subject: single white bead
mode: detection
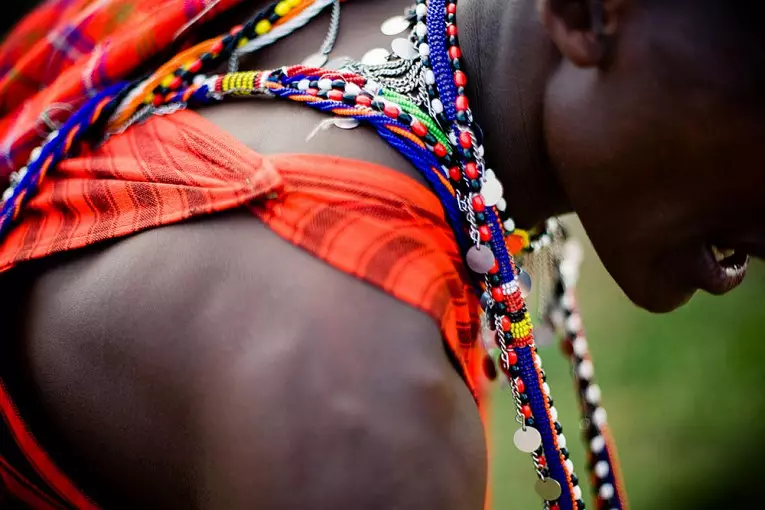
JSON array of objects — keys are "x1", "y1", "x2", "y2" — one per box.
[
  {"x1": 418, "y1": 43, "x2": 430, "y2": 57},
  {"x1": 562, "y1": 291, "x2": 576, "y2": 310},
  {"x1": 497, "y1": 198, "x2": 507, "y2": 212},
  {"x1": 557, "y1": 433, "x2": 567, "y2": 449},
  {"x1": 29, "y1": 146, "x2": 42, "y2": 163},
  {"x1": 566, "y1": 313, "x2": 582, "y2": 332},
  {"x1": 425, "y1": 69, "x2": 436, "y2": 85},
  {"x1": 549, "y1": 406, "x2": 558, "y2": 421},
  {"x1": 345, "y1": 82, "x2": 361, "y2": 96},
  {"x1": 591, "y1": 435, "x2": 606, "y2": 453},
  {"x1": 318, "y1": 78, "x2": 333, "y2": 91},
  {"x1": 594, "y1": 460, "x2": 610, "y2": 478},
  {"x1": 2, "y1": 187, "x2": 14, "y2": 202},
  {"x1": 364, "y1": 79, "x2": 381, "y2": 94},
  {"x1": 193, "y1": 74, "x2": 207, "y2": 86},
  {"x1": 297, "y1": 79, "x2": 310, "y2": 91},
  {"x1": 565, "y1": 459, "x2": 575, "y2": 474},
  {"x1": 593, "y1": 407, "x2": 608, "y2": 427},
  {"x1": 416, "y1": 4, "x2": 427, "y2": 17},
  {"x1": 542, "y1": 382, "x2": 551, "y2": 395},
  {"x1": 572, "y1": 336, "x2": 588, "y2": 357},
  {"x1": 15, "y1": 167, "x2": 28, "y2": 181},
  {"x1": 534, "y1": 353, "x2": 542, "y2": 368},
  {"x1": 503, "y1": 217, "x2": 516, "y2": 232},
  {"x1": 46, "y1": 130, "x2": 59, "y2": 142},
  {"x1": 415, "y1": 22, "x2": 428, "y2": 38},
  {"x1": 431, "y1": 98, "x2": 444, "y2": 114},
  {"x1": 577, "y1": 359, "x2": 594, "y2": 380},
  {"x1": 600, "y1": 483, "x2": 615, "y2": 500},
  {"x1": 573, "y1": 485, "x2": 583, "y2": 500},
  {"x1": 586, "y1": 384, "x2": 602, "y2": 405}
]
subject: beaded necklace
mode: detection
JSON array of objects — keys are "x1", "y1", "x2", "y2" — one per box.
[{"x1": 0, "y1": 1, "x2": 628, "y2": 509}]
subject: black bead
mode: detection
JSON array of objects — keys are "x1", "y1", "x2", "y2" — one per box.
[
  {"x1": 548, "y1": 397, "x2": 554, "y2": 407},
  {"x1": 443, "y1": 154, "x2": 454, "y2": 167},
  {"x1": 436, "y1": 113, "x2": 449, "y2": 126},
  {"x1": 332, "y1": 80, "x2": 345, "y2": 89},
  {"x1": 449, "y1": 35, "x2": 459, "y2": 46},
  {"x1": 577, "y1": 500, "x2": 586, "y2": 510},
  {"x1": 561, "y1": 448, "x2": 570, "y2": 459},
  {"x1": 180, "y1": 71, "x2": 194, "y2": 82},
  {"x1": 509, "y1": 365, "x2": 521, "y2": 377},
  {"x1": 524, "y1": 417, "x2": 535, "y2": 427},
  {"x1": 371, "y1": 100, "x2": 386, "y2": 111},
  {"x1": 541, "y1": 370, "x2": 547, "y2": 381},
  {"x1": 452, "y1": 58, "x2": 461, "y2": 68},
  {"x1": 268, "y1": 12, "x2": 280, "y2": 23},
  {"x1": 493, "y1": 302, "x2": 507, "y2": 314},
  {"x1": 317, "y1": 90, "x2": 329, "y2": 99},
  {"x1": 509, "y1": 310, "x2": 526, "y2": 322},
  {"x1": 428, "y1": 87, "x2": 436, "y2": 98},
  {"x1": 421, "y1": 56, "x2": 431, "y2": 67},
  {"x1": 398, "y1": 112, "x2": 413, "y2": 125},
  {"x1": 447, "y1": 13, "x2": 456, "y2": 23},
  {"x1": 423, "y1": 133, "x2": 437, "y2": 145},
  {"x1": 475, "y1": 212, "x2": 486, "y2": 223},
  {"x1": 222, "y1": 34, "x2": 234, "y2": 46},
  {"x1": 309, "y1": 80, "x2": 319, "y2": 89},
  {"x1": 456, "y1": 111, "x2": 468, "y2": 123},
  {"x1": 200, "y1": 52, "x2": 213, "y2": 62},
  {"x1": 463, "y1": 148, "x2": 474, "y2": 160},
  {"x1": 555, "y1": 422, "x2": 563, "y2": 434},
  {"x1": 155, "y1": 86, "x2": 168, "y2": 96},
  {"x1": 519, "y1": 393, "x2": 529, "y2": 404},
  {"x1": 571, "y1": 474, "x2": 579, "y2": 486},
  {"x1": 470, "y1": 179, "x2": 482, "y2": 191},
  {"x1": 488, "y1": 274, "x2": 501, "y2": 286},
  {"x1": 343, "y1": 93, "x2": 356, "y2": 104},
  {"x1": 457, "y1": 86, "x2": 466, "y2": 95}
]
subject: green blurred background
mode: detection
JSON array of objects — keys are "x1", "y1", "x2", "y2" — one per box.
[{"x1": 490, "y1": 219, "x2": 765, "y2": 509}]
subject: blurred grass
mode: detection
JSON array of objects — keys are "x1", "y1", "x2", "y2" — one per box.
[{"x1": 490, "y1": 219, "x2": 765, "y2": 509}]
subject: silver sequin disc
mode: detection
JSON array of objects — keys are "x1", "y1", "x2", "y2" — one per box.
[
  {"x1": 333, "y1": 117, "x2": 360, "y2": 130},
  {"x1": 534, "y1": 478, "x2": 563, "y2": 501},
  {"x1": 466, "y1": 245, "x2": 496, "y2": 274},
  {"x1": 481, "y1": 170, "x2": 504, "y2": 206},
  {"x1": 361, "y1": 48, "x2": 391, "y2": 65},
  {"x1": 518, "y1": 269, "x2": 532, "y2": 298},
  {"x1": 513, "y1": 427, "x2": 542, "y2": 453},
  {"x1": 302, "y1": 52, "x2": 328, "y2": 68},
  {"x1": 391, "y1": 38, "x2": 419, "y2": 60},
  {"x1": 380, "y1": 15, "x2": 411, "y2": 36}
]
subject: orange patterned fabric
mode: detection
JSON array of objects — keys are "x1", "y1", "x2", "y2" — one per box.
[{"x1": 0, "y1": 109, "x2": 485, "y2": 389}]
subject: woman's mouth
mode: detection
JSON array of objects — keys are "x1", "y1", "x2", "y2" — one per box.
[{"x1": 693, "y1": 244, "x2": 749, "y2": 295}]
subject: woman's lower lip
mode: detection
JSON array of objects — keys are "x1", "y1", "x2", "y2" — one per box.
[{"x1": 693, "y1": 246, "x2": 749, "y2": 295}]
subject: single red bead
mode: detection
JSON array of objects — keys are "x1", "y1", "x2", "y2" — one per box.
[
  {"x1": 456, "y1": 95, "x2": 469, "y2": 111},
  {"x1": 507, "y1": 349, "x2": 518, "y2": 365},
  {"x1": 479, "y1": 225, "x2": 491, "y2": 242},
  {"x1": 307, "y1": 88, "x2": 319, "y2": 96},
  {"x1": 434, "y1": 143, "x2": 448, "y2": 158},
  {"x1": 411, "y1": 119, "x2": 428, "y2": 137},
  {"x1": 515, "y1": 377, "x2": 525, "y2": 394},
  {"x1": 188, "y1": 60, "x2": 202, "y2": 73},
  {"x1": 383, "y1": 103, "x2": 399, "y2": 118},
  {"x1": 464, "y1": 161, "x2": 479, "y2": 179},
  {"x1": 449, "y1": 166, "x2": 462, "y2": 181},
  {"x1": 454, "y1": 70, "x2": 467, "y2": 87},
  {"x1": 356, "y1": 95, "x2": 372, "y2": 106},
  {"x1": 211, "y1": 39, "x2": 224, "y2": 54},
  {"x1": 488, "y1": 260, "x2": 499, "y2": 274},
  {"x1": 328, "y1": 90, "x2": 344, "y2": 101},
  {"x1": 152, "y1": 94, "x2": 164, "y2": 107},
  {"x1": 549, "y1": 503, "x2": 559, "y2": 510},
  {"x1": 521, "y1": 404, "x2": 532, "y2": 419},
  {"x1": 538, "y1": 456, "x2": 547, "y2": 468},
  {"x1": 448, "y1": 46, "x2": 462, "y2": 60},
  {"x1": 491, "y1": 287, "x2": 504, "y2": 302},
  {"x1": 169, "y1": 76, "x2": 183, "y2": 90},
  {"x1": 501, "y1": 316, "x2": 511, "y2": 332},
  {"x1": 459, "y1": 130, "x2": 473, "y2": 149},
  {"x1": 471, "y1": 194, "x2": 485, "y2": 212},
  {"x1": 447, "y1": 24, "x2": 458, "y2": 36},
  {"x1": 447, "y1": 3, "x2": 457, "y2": 14}
]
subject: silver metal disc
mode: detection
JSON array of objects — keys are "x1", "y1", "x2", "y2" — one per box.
[
  {"x1": 481, "y1": 171, "x2": 504, "y2": 206},
  {"x1": 333, "y1": 117, "x2": 360, "y2": 130},
  {"x1": 518, "y1": 269, "x2": 532, "y2": 298},
  {"x1": 361, "y1": 48, "x2": 390, "y2": 65},
  {"x1": 391, "y1": 38, "x2": 418, "y2": 60},
  {"x1": 513, "y1": 427, "x2": 542, "y2": 453},
  {"x1": 302, "y1": 52, "x2": 328, "y2": 68},
  {"x1": 534, "y1": 478, "x2": 563, "y2": 501},
  {"x1": 325, "y1": 55, "x2": 351, "y2": 70},
  {"x1": 380, "y1": 15, "x2": 410, "y2": 36},
  {"x1": 466, "y1": 245, "x2": 496, "y2": 274}
]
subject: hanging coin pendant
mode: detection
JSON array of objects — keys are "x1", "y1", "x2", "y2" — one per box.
[
  {"x1": 361, "y1": 48, "x2": 390, "y2": 65},
  {"x1": 391, "y1": 38, "x2": 418, "y2": 60},
  {"x1": 380, "y1": 15, "x2": 410, "y2": 36},
  {"x1": 513, "y1": 427, "x2": 542, "y2": 453},
  {"x1": 518, "y1": 269, "x2": 533, "y2": 298},
  {"x1": 481, "y1": 170, "x2": 504, "y2": 207},
  {"x1": 302, "y1": 52, "x2": 328, "y2": 68},
  {"x1": 535, "y1": 478, "x2": 563, "y2": 501},
  {"x1": 333, "y1": 117, "x2": 360, "y2": 130},
  {"x1": 466, "y1": 245, "x2": 496, "y2": 274}
]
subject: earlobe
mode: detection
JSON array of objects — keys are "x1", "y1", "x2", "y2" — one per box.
[{"x1": 537, "y1": 0, "x2": 618, "y2": 68}]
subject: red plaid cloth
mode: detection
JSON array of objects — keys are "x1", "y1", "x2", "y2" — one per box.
[{"x1": 0, "y1": 0, "x2": 247, "y2": 182}]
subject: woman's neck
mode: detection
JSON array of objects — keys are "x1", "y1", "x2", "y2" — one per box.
[{"x1": 459, "y1": 0, "x2": 572, "y2": 228}]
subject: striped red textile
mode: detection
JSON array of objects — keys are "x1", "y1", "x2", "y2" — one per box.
[{"x1": 0, "y1": 0, "x2": 248, "y2": 182}]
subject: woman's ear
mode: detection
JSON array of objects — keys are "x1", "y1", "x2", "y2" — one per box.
[{"x1": 537, "y1": 0, "x2": 620, "y2": 68}]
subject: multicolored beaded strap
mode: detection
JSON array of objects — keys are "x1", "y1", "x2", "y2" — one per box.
[{"x1": 0, "y1": 1, "x2": 630, "y2": 509}]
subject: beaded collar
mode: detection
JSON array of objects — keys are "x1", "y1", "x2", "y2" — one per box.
[{"x1": 0, "y1": 1, "x2": 628, "y2": 509}]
